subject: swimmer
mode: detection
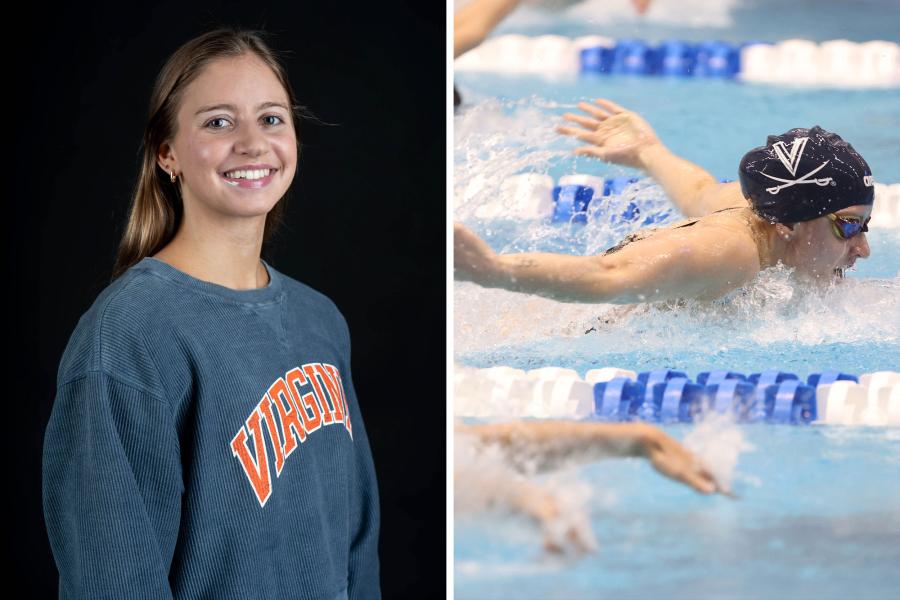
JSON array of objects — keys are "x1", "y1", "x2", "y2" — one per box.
[
  {"x1": 456, "y1": 420, "x2": 728, "y2": 555},
  {"x1": 454, "y1": 98, "x2": 874, "y2": 303}
]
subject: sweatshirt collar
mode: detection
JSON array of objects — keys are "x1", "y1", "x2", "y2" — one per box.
[{"x1": 138, "y1": 256, "x2": 283, "y2": 304}]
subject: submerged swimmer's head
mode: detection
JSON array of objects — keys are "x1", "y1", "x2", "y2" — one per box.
[{"x1": 738, "y1": 125, "x2": 875, "y2": 224}]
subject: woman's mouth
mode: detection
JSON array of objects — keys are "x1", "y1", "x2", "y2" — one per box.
[{"x1": 220, "y1": 168, "x2": 277, "y2": 189}]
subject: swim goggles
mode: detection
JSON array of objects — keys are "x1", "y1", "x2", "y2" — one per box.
[{"x1": 826, "y1": 213, "x2": 870, "y2": 240}]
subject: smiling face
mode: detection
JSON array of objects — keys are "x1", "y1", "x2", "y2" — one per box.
[
  {"x1": 781, "y1": 203, "x2": 873, "y2": 279},
  {"x1": 158, "y1": 52, "x2": 297, "y2": 222}
]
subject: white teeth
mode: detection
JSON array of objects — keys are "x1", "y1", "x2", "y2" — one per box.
[{"x1": 223, "y1": 168, "x2": 273, "y2": 180}]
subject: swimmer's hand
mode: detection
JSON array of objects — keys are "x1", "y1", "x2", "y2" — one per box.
[
  {"x1": 557, "y1": 98, "x2": 662, "y2": 170},
  {"x1": 640, "y1": 426, "x2": 729, "y2": 496},
  {"x1": 454, "y1": 222, "x2": 498, "y2": 284}
]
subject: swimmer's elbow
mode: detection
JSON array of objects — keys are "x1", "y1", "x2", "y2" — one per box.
[{"x1": 564, "y1": 257, "x2": 629, "y2": 304}]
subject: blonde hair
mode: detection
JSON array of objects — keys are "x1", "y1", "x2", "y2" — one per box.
[{"x1": 111, "y1": 26, "x2": 308, "y2": 280}]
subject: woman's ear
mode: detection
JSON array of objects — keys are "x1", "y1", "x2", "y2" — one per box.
[{"x1": 157, "y1": 142, "x2": 178, "y2": 175}]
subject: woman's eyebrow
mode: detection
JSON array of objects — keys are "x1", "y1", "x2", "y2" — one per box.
[{"x1": 195, "y1": 101, "x2": 288, "y2": 115}]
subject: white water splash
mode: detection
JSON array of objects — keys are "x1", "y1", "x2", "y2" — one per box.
[
  {"x1": 455, "y1": 262, "x2": 900, "y2": 357},
  {"x1": 682, "y1": 411, "x2": 755, "y2": 492},
  {"x1": 455, "y1": 98, "x2": 572, "y2": 221},
  {"x1": 455, "y1": 429, "x2": 599, "y2": 555}
]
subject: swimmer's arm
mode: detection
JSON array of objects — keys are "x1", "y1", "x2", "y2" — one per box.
[
  {"x1": 454, "y1": 0, "x2": 521, "y2": 58},
  {"x1": 458, "y1": 421, "x2": 721, "y2": 494},
  {"x1": 454, "y1": 222, "x2": 757, "y2": 303},
  {"x1": 457, "y1": 421, "x2": 647, "y2": 463},
  {"x1": 557, "y1": 99, "x2": 745, "y2": 217},
  {"x1": 455, "y1": 222, "x2": 617, "y2": 302},
  {"x1": 638, "y1": 145, "x2": 748, "y2": 217}
]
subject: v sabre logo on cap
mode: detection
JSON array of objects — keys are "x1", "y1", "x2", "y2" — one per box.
[
  {"x1": 772, "y1": 137, "x2": 807, "y2": 175},
  {"x1": 761, "y1": 136, "x2": 834, "y2": 195}
]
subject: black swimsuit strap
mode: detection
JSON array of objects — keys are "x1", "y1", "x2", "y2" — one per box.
[{"x1": 602, "y1": 206, "x2": 746, "y2": 255}]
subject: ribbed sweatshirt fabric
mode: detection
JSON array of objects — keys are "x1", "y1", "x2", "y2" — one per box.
[{"x1": 42, "y1": 256, "x2": 381, "y2": 600}]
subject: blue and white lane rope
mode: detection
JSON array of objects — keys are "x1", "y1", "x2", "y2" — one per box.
[
  {"x1": 454, "y1": 365, "x2": 900, "y2": 425},
  {"x1": 455, "y1": 35, "x2": 900, "y2": 88},
  {"x1": 468, "y1": 174, "x2": 900, "y2": 229}
]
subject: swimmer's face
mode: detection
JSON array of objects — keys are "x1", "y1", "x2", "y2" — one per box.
[
  {"x1": 784, "y1": 204, "x2": 872, "y2": 279},
  {"x1": 158, "y1": 53, "x2": 297, "y2": 223}
]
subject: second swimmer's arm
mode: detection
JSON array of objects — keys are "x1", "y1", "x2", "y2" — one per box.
[
  {"x1": 454, "y1": 0, "x2": 521, "y2": 58},
  {"x1": 458, "y1": 421, "x2": 723, "y2": 495}
]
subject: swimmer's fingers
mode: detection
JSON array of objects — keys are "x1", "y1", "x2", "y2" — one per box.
[
  {"x1": 577, "y1": 101, "x2": 614, "y2": 120},
  {"x1": 561, "y1": 112, "x2": 600, "y2": 131},
  {"x1": 676, "y1": 460, "x2": 737, "y2": 499},
  {"x1": 649, "y1": 451, "x2": 710, "y2": 493},
  {"x1": 593, "y1": 98, "x2": 629, "y2": 114},
  {"x1": 556, "y1": 125, "x2": 601, "y2": 144},
  {"x1": 681, "y1": 463, "x2": 719, "y2": 495},
  {"x1": 644, "y1": 429, "x2": 727, "y2": 496}
]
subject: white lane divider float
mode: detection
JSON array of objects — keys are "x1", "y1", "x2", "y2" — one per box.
[{"x1": 455, "y1": 365, "x2": 900, "y2": 426}]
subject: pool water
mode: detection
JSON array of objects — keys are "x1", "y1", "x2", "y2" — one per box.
[
  {"x1": 453, "y1": 1, "x2": 900, "y2": 597},
  {"x1": 455, "y1": 423, "x2": 900, "y2": 599}
]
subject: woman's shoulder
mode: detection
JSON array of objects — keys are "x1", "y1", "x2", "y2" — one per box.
[
  {"x1": 278, "y1": 271, "x2": 347, "y2": 319},
  {"x1": 56, "y1": 265, "x2": 172, "y2": 394}
]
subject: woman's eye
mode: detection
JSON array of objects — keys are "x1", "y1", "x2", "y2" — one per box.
[{"x1": 205, "y1": 115, "x2": 284, "y2": 129}]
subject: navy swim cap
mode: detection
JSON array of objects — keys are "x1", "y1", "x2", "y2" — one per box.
[{"x1": 738, "y1": 126, "x2": 874, "y2": 223}]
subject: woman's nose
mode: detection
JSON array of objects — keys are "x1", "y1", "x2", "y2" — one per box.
[
  {"x1": 853, "y1": 232, "x2": 871, "y2": 259},
  {"x1": 235, "y1": 124, "x2": 268, "y2": 155}
]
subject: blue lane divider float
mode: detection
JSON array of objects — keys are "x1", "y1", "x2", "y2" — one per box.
[
  {"x1": 586, "y1": 369, "x2": 857, "y2": 424},
  {"x1": 485, "y1": 173, "x2": 900, "y2": 226},
  {"x1": 552, "y1": 176, "x2": 662, "y2": 225},
  {"x1": 580, "y1": 39, "x2": 747, "y2": 77},
  {"x1": 456, "y1": 36, "x2": 900, "y2": 88},
  {"x1": 552, "y1": 184, "x2": 594, "y2": 223}
]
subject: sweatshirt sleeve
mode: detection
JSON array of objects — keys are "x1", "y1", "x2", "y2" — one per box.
[
  {"x1": 42, "y1": 370, "x2": 184, "y2": 600},
  {"x1": 338, "y1": 318, "x2": 382, "y2": 600}
]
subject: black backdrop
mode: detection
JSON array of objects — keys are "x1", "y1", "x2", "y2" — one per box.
[{"x1": 8, "y1": 2, "x2": 445, "y2": 597}]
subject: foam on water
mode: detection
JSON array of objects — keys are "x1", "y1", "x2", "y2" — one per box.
[
  {"x1": 682, "y1": 411, "x2": 756, "y2": 492},
  {"x1": 456, "y1": 249, "x2": 900, "y2": 358},
  {"x1": 455, "y1": 427, "x2": 600, "y2": 556}
]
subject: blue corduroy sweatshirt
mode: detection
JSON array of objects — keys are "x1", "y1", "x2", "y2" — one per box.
[{"x1": 42, "y1": 256, "x2": 381, "y2": 600}]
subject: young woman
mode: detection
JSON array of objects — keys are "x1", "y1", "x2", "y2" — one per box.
[
  {"x1": 43, "y1": 28, "x2": 379, "y2": 599},
  {"x1": 454, "y1": 98, "x2": 874, "y2": 303}
]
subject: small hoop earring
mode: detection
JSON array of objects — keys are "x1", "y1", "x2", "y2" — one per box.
[{"x1": 170, "y1": 170, "x2": 178, "y2": 183}]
